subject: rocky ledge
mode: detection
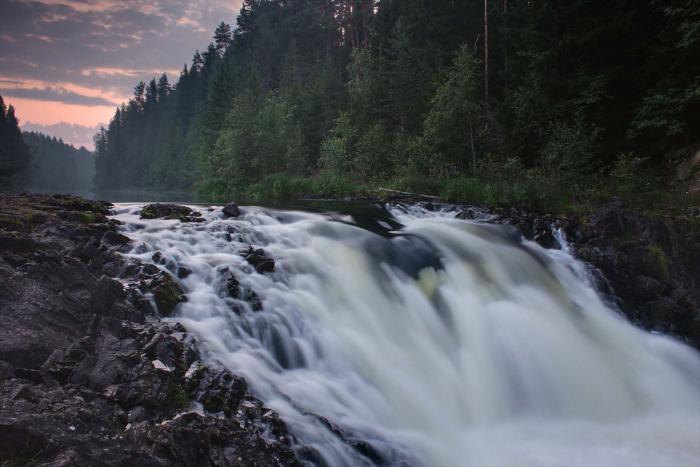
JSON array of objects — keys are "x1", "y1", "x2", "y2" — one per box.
[
  {"x1": 0, "y1": 194, "x2": 300, "y2": 466},
  {"x1": 485, "y1": 201, "x2": 700, "y2": 349}
]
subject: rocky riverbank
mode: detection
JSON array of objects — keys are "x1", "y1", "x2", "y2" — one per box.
[
  {"x1": 1, "y1": 193, "x2": 698, "y2": 465},
  {"x1": 0, "y1": 194, "x2": 300, "y2": 466}
]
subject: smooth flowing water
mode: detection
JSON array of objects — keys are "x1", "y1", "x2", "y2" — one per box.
[{"x1": 112, "y1": 203, "x2": 700, "y2": 467}]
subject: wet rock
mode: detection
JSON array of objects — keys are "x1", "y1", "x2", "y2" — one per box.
[
  {"x1": 223, "y1": 203, "x2": 241, "y2": 218},
  {"x1": 241, "y1": 246, "x2": 276, "y2": 273},
  {"x1": 194, "y1": 368, "x2": 247, "y2": 415},
  {"x1": 492, "y1": 200, "x2": 700, "y2": 348},
  {"x1": 456, "y1": 208, "x2": 477, "y2": 220},
  {"x1": 140, "y1": 203, "x2": 205, "y2": 223},
  {"x1": 226, "y1": 273, "x2": 241, "y2": 299},
  {"x1": 533, "y1": 228, "x2": 556, "y2": 249},
  {"x1": 177, "y1": 265, "x2": 192, "y2": 279},
  {"x1": 152, "y1": 251, "x2": 166, "y2": 264},
  {"x1": 245, "y1": 290, "x2": 263, "y2": 312},
  {"x1": 102, "y1": 230, "x2": 130, "y2": 245},
  {"x1": 140, "y1": 203, "x2": 193, "y2": 220},
  {"x1": 142, "y1": 272, "x2": 186, "y2": 316},
  {"x1": 220, "y1": 269, "x2": 263, "y2": 311},
  {"x1": 127, "y1": 413, "x2": 300, "y2": 467},
  {"x1": 0, "y1": 194, "x2": 301, "y2": 466}
]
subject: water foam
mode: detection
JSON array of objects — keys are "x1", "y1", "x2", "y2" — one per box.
[{"x1": 113, "y1": 202, "x2": 700, "y2": 467}]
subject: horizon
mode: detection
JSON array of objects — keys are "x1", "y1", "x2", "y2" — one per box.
[{"x1": 0, "y1": 0, "x2": 243, "y2": 148}]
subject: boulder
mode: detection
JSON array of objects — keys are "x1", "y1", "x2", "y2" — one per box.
[
  {"x1": 223, "y1": 203, "x2": 241, "y2": 218},
  {"x1": 241, "y1": 246, "x2": 276, "y2": 273},
  {"x1": 177, "y1": 265, "x2": 192, "y2": 279},
  {"x1": 143, "y1": 272, "x2": 186, "y2": 317},
  {"x1": 140, "y1": 204, "x2": 205, "y2": 223}
]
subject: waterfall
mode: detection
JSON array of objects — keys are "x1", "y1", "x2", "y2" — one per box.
[{"x1": 112, "y1": 202, "x2": 700, "y2": 467}]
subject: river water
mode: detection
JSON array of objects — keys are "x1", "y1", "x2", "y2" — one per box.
[{"x1": 112, "y1": 202, "x2": 700, "y2": 467}]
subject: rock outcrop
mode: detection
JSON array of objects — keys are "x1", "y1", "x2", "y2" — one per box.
[
  {"x1": 222, "y1": 203, "x2": 241, "y2": 218},
  {"x1": 140, "y1": 203, "x2": 205, "y2": 223},
  {"x1": 484, "y1": 200, "x2": 700, "y2": 348},
  {"x1": 0, "y1": 194, "x2": 300, "y2": 466}
]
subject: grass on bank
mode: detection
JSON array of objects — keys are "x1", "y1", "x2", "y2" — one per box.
[{"x1": 196, "y1": 163, "x2": 698, "y2": 219}]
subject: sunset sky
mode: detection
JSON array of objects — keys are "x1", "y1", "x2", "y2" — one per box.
[{"x1": 0, "y1": 0, "x2": 243, "y2": 148}]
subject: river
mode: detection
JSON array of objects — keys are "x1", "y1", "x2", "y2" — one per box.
[{"x1": 111, "y1": 201, "x2": 700, "y2": 467}]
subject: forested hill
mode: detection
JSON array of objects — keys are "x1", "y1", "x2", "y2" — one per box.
[
  {"x1": 0, "y1": 95, "x2": 30, "y2": 187},
  {"x1": 93, "y1": 0, "x2": 700, "y2": 209},
  {"x1": 23, "y1": 132, "x2": 95, "y2": 192}
]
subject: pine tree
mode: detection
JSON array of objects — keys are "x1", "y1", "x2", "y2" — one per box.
[
  {"x1": 214, "y1": 22, "x2": 232, "y2": 55},
  {"x1": 0, "y1": 95, "x2": 31, "y2": 181},
  {"x1": 157, "y1": 74, "x2": 171, "y2": 101}
]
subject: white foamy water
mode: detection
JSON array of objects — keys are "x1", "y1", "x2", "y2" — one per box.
[{"x1": 112, "y1": 202, "x2": 700, "y2": 467}]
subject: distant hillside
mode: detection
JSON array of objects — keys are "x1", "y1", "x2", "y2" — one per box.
[{"x1": 23, "y1": 131, "x2": 95, "y2": 191}]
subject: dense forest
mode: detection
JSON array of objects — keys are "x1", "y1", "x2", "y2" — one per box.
[
  {"x1": 0, "y1": 95, "x2": 31, "y2": 187},
  {"x1": 0, "y1": 95, "x2": 95, "y2": 192},
  {"x1": 23, "y1": 132, "x2": 95, "y2": 192},
  {"x1": 93, "y1": 0, "x2": 700, "y2": 209}
]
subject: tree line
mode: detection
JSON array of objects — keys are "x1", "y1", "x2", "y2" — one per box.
[
  {"x1": 23, "y1": 132, "x2": 95, "y2": 191},
  {"x1": 0, "y1": 95, "x2": 30, "y2": 186},
  {"x1": 0, "y1": 94, "x2": 95, "y2": 192},
  {"x1": 93, "y1": 0, "x2": 700, "y2": 208}
]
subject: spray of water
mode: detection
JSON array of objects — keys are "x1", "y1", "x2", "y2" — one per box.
[{"x1": 112, "y1": 203, "x2": 700, "y2": 467}]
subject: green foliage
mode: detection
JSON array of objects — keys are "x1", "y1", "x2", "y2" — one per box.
[
  {"x1": 542, "y1": 116, "x2": 599, "y2": 176},
  {"x1": 203, "y1": 91, "x2": 302, "y2": 199},
  {"x1": 630, "y1": 85, "x2": 700, "y2": 137},
  {"x1": 90, "y1": 0, "x2": 699, "y2": 214},
  {"x1": 421, "y1": 46, "x2": 483, "y2": 175},
  {"x1": 610, "y1": 154, "x2": 654, "y2": 193}
]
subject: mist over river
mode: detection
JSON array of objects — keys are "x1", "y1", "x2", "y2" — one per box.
[{"x1": 112, "y1": 202, "x2": 700, "y2": 467}]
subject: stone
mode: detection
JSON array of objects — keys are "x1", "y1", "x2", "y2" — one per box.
[
  {"x1": 177, "y1": 265, "x2": 192, "y2": 279},
  {"x1": 223, "y1": 203, "x2": 241, "y2": 218},
  {"x1": 241, "y1": 246, "x2": 275, "y2": 273},
  {"x1": 102, "y1": 231, "x2": 130, "y2": 245},
  {"x1": 143, "y1": 272, "x2": 186, "y2": 317},
  {"x1": 0, "y1": 360, "x2": 14, "y2": 380},
  {"x1": 139, "y1": 204, "x2": 193, "y2": 220}
]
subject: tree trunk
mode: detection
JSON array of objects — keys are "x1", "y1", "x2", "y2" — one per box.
[
  {"x1": 503, "y1": 0, "x2": 508, "y2": 95},
  {"x1": 470, "y1": 123, "x2": 477, "y2": 174},
  {"x1": 484, "y1": 0, "x2": 490, "y2": 110}
]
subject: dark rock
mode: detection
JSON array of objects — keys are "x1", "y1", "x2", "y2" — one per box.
[
  {"x1": 126, "y1": 412, "x2": 300, "y2": 467},
  {"x1": 222, "y1": 269, "x2": 241, "y2": 299},
  {"x1": 142, "y1": 272, "x2": 186, "y2": 316},
  {"x1": 102, "y1": 230, "x2": 130, "y2": 245},
  {"x1": 139, "y1": 204, "x2": 205, "y2": 223},
  {"x1": 152, "y1": 251, "x2": 166, "y2": 264},
  {"x1": 194, "y1": 368, "x2": 247, "y2": 415},
  {"x1": 242, "y1": 246, "x2": 276, "y2": 273},
  {"x1": 533, "y1": 229, "x2": 556, "y2": 249},
  {"x1": 456, "y1": 208, "x2": 477, "y2": 220},
  {"x1": 0, "y1": 194, "x2": 301, "y2": 466},
  {"x1": 140, "y1": 203, "x2": 193, "y2": 220},
  {"x1": 223, "y1": 203, "x2": 241, "y2": 218},
  {"x1": 245, "y1": 290, "x2": 263, "y2": 312},
  {"x1": 0, "y1": 360, "x2": 14, "y2": 380},
  {"x1": 220, "y1": 268, "x2": 263, "y2": 311},
  {"x1": 142, "y1": 263, "x2": 160, "y2": 276},
  {"x1": 177, "y1": 265, "x2": 192, "y2": 279},
  {"x1": 492, "y1": 200, "x2": 700, "y2": 348}
]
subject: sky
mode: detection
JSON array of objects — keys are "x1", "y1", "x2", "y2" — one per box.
[{"x1": 0, "y1": 0, "x2": 243, "y2": 148}]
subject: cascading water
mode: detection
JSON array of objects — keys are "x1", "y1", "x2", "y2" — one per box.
[{"x1": 112, "y1": 202, "x2": 700, "y2": 467}]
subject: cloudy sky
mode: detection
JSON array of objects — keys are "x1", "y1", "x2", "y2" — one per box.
[{"x1": 0, "y1": 0, "x2": 242, "y2": 148}]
